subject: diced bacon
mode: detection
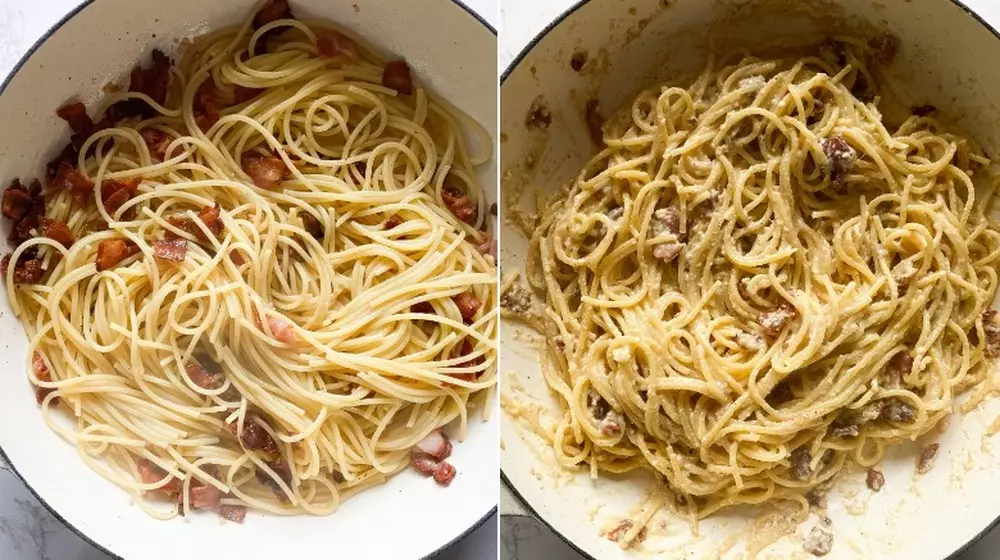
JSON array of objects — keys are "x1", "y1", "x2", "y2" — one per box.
[
  {"x1": 452, "y1": 291, "x2": 482, "y2": 324},
  {"x1": 8, "y1": 253, "x2": 43, "y2": 284},
  {"x1": 96, "y1": 239, "x2": 139, "y2": 271},
  {"x1": 265, "y1": 314, "x2": 300, "y2": 344},
  {"x1": 414, "y1": 430, "x2": 452, "y2": 461},
  {"x1": 218, "y1": 504, "x2": 247, "y2": 523},
  {"x1": 382, "y1": 60, "x2": 414, "y2": 95},
  {"x1": 475, "y1": 235, "x2": 497, "y2": 260},
  {"x1": 46, "y1": 143, "x2": 78, "y2": 183},
  {"x1": 137, "y1": 458, "x2": 182, "y2": 496},
  {"x1": 441, "y1": 185, "x2": 477, "y2": 225},
  {"x1": 32, "y1": 351, "x2": 57, "y2": 405},
  {"x1": 822, "y1": 135, "x2": 856, "y2": 188},
  {"x1": 410, "y1": 454, "x2": 439, "y2": 476},
  {"x1": 317, "y1": 31, "x2": 360, "y2": 62},
  {"x1": 242, "y1": 154, "x2": 288, "y2": 188},
  {"x1": 108, "y1": 49, "x2": 172, "y2": 121},
  {"x1": 253, "y1": 0, "x2": 293, "y2": 28},
  {"x1": 56, "y1": 102, "x2": 93, "y2": 136},
  {"x1": 53, "y1": 161, "x2": 94, "y2": 205},
  {"x1": 153, "y1": 239, "x2": 187, "y2": 262},
  {"x1": 189, "y1": 483, "x2": 221, "y2": 510},
  {"x1": 653, "y1": 242, "x2": 684, "y2": 262},
  {"x1": 255, "y1": 460, "x2": 293, "y2": 502},
  {"x1": 384, "y1": 215, "x2": 403, "y2": 230},
  {"x1": 239, "y1": 414, "x2": 280, "y2": 457},
  {"x1": 432, "y1": 462, "x2": 456, "y2": 486},
  {"x1": 164, "y1": 215, "x2": 192, "y2": 240},
  {"x1": 196, "y1": 204, "x2": 223, "y2": 239},
  {"x1": 866, "y1": 468, "x2": 885, "y2": 492},
  {"x1": 100, "y1": 177, "x2": 141, "y2": 217},
  {"x1": 760, "y1": 302, "x2": 797, "y2": 337},
  {"x1": 651, "y1": 207, "x2": 681, "y2": 238},
  {"x1": 140, "y1": 128, "x2": 172, "y2": 161},
  {"x1": 233, "y1": 86, "x2": 262, "y2": 104},
  {"x1": 2, "y1": 181, "x2": 33, "y2": 221},
  {"x1": 194, "y1": 81, "x2": 221, "y2": 132},
  {"x1": 301, "y1": 213, "x2": 323, "y2": 239},
  {"x1": 981, "y1": 310, "x2": 1000, "y2": 357},
  {"x1": 40, "y1": 218, "x2": 73, "y2": 248},
  {"x1": 185, "y1": 362, "x2": 218, "y2": 389},
  {"x1": 585, "y1": 99, "x2": 604, "y2": 146},
  {"x1": 411, "y1": 301, "x2": 434, "y2": 314},
  {"x1": 450, "y1": 338, "x2": 484, "y2": 382},
  {"x1": 884, "y1": 351, "x2": 912, "y2": 388}
]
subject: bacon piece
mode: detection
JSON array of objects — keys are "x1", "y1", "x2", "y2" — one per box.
[
  {"x1": 7, "y1": 252, "x2": 43, "y2": 284},
  {"x1": 52, "y1": 161, "x2": 94, "y2": 205},
  {"x1": 410, "y1": 454, "x2": 439, "y2": 476},
  {"x1": 153, "y1": 239, "x2": 187, "y2": 262},
  {"x1": 40, "y1": 218, "x2": 73, "y2": 248},
  {"x1": 384, "y1": 215, "x2": 403, "y2": 230},
  {"x1": 140, "y1": 128, "x2": 172, "y2": 161},
  {"x1": 239, "y1": 414, "x2": 281, "y2": 457},
  {"x1": 108, "y1": 50, "x2": 172, "y2": 121},
  {"x1": 452, "y1": 292, "x2": 482, "y2": 324},
  {"x1": 137, "y1": 458, "x2": 182, "y2": 496},
  {"x1": 184, "y1": 362, "x2": 218, "y2": 389},
  {"x1": 822, "y1": 135, "x2": 856, "y2": 188},
  {"x1": 411, "y1": 301, "x2": 434, "y2": 314},
  {"x1": 233, "y1": 86, "x2": 262, "y2": 104},
  {"x1": 382, "y1": 60, "x2": 414, "y2": 95},
  {"x1": 163, "y1": 215, "x2": 192, "y2": 240},
  {"x1": 100, "y1": 177, "x2": 140, "y2": 217},
  {"x1": 219, "y1": 504, "x2": 247, "y2": 523},
  {"x1": 866, "y1": 468, "x2": 885, "y2": 492},
  {"x1": 433, "y1": 462, "x2": 456, "y2": 486},
  {"x1": 475, "y1": 235, "x2": 497, "y2": 260},
  {"x1": 265, "y1": 314, "x2": 299, "y2": 344},
  {"x1": 196, "y1": 204, "x2": 223, "y2": 239},
  {"x1": 317, "y1": 31, "x2": 360, "y2": 62},
  {"x1": 194, "y1": 81, "x2": 221, "y2": 132},
  {"x1": 884, "y1": 351, "x2": 912, "y2": 388},
  {"x1": 414, "y1": 430, "x2": 452, "y2": 461},
  {"x1": 6, "y1": 179, "x2": 44, "y2": 244},
  {"x1": 450, "y1": 338, "x2": 484, "y2": 382},
  {"x1": 441, "y1": 185, "x2": 477, "y2": 225},
  {"x1": 653, "y1": 243, "x2": 683, "y2": 262},
  {"x1": 32, "y1": 351, "x2": 57, "y2": 405},
  {"x1": 760, "y1": 302, "x2": 797, "y2": 338},
  {"x1": 980, "y1": 309, "x2": 1000, "y2": 357},
  {"x1": 95, "y1": 239, "x2": 139, "y2": 271},
  {"x1": 45, "y1": 143, "x2": 78, "y2": 184},
  {"x1": 189, "y1": 482, "x2": 221, "y2": 510},
  {"x1": 2, "y1": 179, "x2": 33, "y2": 221},
  {"x1": 301, "y1": 213, "x2": 323, "y2": 239},
  {"x1": 253, "y1": 0, "x2": 293, "y2": 28},
  {"x1": 242, "y1": 154, "x2": 288, "y2": 188},
  {"x1": 56, "y1": 102, "x2": 93, "y2": 137},
  {"x1": 585, "y1": 99, "x2": 604, "y2": 146}
]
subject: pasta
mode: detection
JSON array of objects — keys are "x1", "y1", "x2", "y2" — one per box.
[
  {"x1": 515, "y1": 37, "x2": 1000, "y2": 520},
  {"x1": 2, "y1": 0, "x2": 496, "y2": 521}
]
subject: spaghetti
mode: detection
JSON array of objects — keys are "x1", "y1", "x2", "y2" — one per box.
[
  {"x1": 3, "y1": 0, "x2": 496, "y2": 521},
  {"x1": 515, "y1": 37, "x2": 1000, "y2": 520}
]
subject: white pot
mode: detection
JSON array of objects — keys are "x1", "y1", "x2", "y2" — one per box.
[
  {"x1": 500, "y1": 1, "x2": 1000, "y2": 558},
  {"x1": 0, "y1": 1, "x2": 497, "y2": 559}
]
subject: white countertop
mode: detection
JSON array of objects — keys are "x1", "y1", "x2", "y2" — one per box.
[
  {"x1": 0, "y1": 1, "x2": 497, "y2": 559},
  {"x1": 497, "y1": 0, "x2": 1000, "y2": 558}
]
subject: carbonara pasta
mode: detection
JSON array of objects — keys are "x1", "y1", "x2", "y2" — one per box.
[
  {"x1": 515, "y1": 36, "x2": 1000, "y2": 520},
  {"x1": 3, "y1": 0, "x2": 496, "y2": 521}
]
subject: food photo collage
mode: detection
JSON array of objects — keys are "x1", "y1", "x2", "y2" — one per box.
[{"x1": 0, "y1": 0, "x2": 999, "y2": 559}]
